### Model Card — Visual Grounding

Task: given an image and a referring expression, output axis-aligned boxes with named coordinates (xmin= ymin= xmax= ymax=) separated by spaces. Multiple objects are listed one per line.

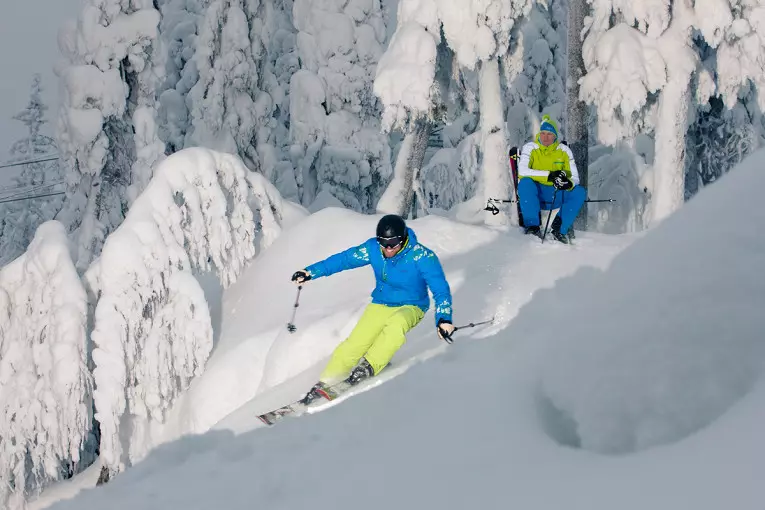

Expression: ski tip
xmin=257 ymin=415 xmax=274 ymax=426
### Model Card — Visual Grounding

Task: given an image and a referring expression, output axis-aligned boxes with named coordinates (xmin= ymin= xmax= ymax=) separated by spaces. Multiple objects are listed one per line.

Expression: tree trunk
xmin=566 ymin=0 xmax=589 ymax=230
xmin=651 ymin=0 xmax=695 ymax=226
xmin=652 ymin=76 xmax=691 ymax=225
xmin=376 ymin=118 xmax=431 ymax=217
xmin=479 ymin=58 xmax=513 ymax=226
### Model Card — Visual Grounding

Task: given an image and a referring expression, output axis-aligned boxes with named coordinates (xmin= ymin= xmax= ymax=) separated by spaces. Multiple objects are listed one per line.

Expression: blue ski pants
xmin=517 ymin=177 xmax=586 ymax=234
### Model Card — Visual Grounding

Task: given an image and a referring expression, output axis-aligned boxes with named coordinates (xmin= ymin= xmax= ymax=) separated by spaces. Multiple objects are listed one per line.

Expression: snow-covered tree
xmin=8 ymin=75 xmax=60 ymax=187
xmin=56 ymin=0 xmax=165 ymax=271
xmin=581 ymin=0 xmax=765 ymax=226
xmin=160 ymin=0 xmax=298 ymax=202
xmin=440 ymin=0 xmax=532 ymax=226
xmin=710 ymin=0 xmax=765 ymax=114
xmin=377 ymin=0 xmax=532 ymax=223
xmin=686 ymin=97 xmax=758 ymax=198
xmin=684 ymin=0 xmax=765 ymax=197
xmin=373 ymin=1 xmax=441 ymax=216
xmin=415 ymin=55 xmax=481 ymax=215
xmin=88 ymin=147 xmax=280 ymax=479
xmin=503 ymin=0 xmax=566 ymax=149
xmin=377 ymin=118 xmax=431 ymax=216
xmin=0 ymin=75 xmax=63 ymax=265
xmin=291 ymin=0 xmax=392 ymax=212
xmin=157 ymin=0 xmax=206 ymax=154
xmin=251 ymin=0 xmax=300 ymax=203
xmin=188 ymin=0 xmax=268 ymax=170
xmin=0 ymin=221 xmax=90 ymax=509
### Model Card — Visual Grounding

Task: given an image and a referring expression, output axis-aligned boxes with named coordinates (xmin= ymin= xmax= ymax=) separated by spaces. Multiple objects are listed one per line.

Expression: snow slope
xmin=158 ymin=206 xmax=629 ymax=440
xmin=42 ymin=149 xmax=764 ymax=510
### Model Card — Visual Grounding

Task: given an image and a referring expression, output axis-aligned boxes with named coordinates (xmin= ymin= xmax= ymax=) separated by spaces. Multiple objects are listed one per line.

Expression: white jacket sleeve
xmin=518 ymin=142 xmax=549 ymax=179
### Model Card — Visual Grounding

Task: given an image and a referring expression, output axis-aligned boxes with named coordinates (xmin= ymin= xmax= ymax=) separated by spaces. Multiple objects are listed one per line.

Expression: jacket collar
xmin=534 ymin=134 xmax=559 ymax=153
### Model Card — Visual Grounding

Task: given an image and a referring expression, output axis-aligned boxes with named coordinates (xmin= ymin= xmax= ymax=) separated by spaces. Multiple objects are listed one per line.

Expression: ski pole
xmin=541 ymin=188 xmax=559 ymax=243
xmin=286 ymin=285 xmax=302 ymax=333
xmin=441 ymin=317 xmax=495 ymax=343
xmin=485 ymin=198 xmax=614 ymax=215
xmin=488 ymin=197 xmax=615 ymax=204
xmin=452 ymin=317 xmax=495 ymax=333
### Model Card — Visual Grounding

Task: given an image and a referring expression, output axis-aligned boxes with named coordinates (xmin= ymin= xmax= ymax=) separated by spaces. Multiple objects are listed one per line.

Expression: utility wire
xmin=0 ymin=155 xmax=59 ymax=170
xmin=0 ymin=181 xmax=64 ymax=200
xmin=0 ymin=191 xmax=64 ymax=205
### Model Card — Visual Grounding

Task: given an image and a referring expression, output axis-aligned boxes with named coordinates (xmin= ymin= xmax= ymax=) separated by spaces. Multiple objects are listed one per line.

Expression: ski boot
xmin=346 ymin=358 xmax=374 ymax=386
xmin=299 ymin=382 xmax=330 ymax=405
xmin=551 ymin=216 xmax=574 ymax=243
xmin=550 ymin=228 xmax=570 ymax=244
xmin=524 ymin=225 xmax=542 ymax=239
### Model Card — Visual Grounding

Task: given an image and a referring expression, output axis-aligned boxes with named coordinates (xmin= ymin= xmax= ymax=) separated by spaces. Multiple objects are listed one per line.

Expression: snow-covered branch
xmin=374 ymin=20 xmax=440 ymax=132
xmin=581 ymin=23 xmax=667 ymax=145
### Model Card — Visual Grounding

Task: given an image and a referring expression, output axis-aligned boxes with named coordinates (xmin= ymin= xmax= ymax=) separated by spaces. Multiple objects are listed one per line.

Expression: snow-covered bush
xmin=418 ymin=132 xmax=481 ymax=212
xmin=88 ymin=147 xmax=277 ymax=476
xmin=0 ymin=221 xmax=89 ymax=509
xmin=586 ymin=141 xmax=650 ymax=233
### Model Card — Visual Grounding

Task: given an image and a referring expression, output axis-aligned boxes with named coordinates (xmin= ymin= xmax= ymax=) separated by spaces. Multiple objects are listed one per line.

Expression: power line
xmin=0 ymin=155 xmax=59 ymax=170
xmin=0 ymin=191 xmax=64 ymax=205
xmin=0 ymin=181 xmax=64 ymax=201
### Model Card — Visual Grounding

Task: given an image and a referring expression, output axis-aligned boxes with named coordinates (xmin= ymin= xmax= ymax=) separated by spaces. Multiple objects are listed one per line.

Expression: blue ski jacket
xmin=305 ymin=228 xmax=452 ymax=325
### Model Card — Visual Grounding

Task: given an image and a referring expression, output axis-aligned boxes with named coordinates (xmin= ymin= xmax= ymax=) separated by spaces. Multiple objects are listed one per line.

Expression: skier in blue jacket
xmin=291 ymin=214 xmax=454 ymax=404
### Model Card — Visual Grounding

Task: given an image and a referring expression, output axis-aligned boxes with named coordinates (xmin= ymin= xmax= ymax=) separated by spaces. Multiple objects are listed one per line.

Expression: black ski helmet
xmin=376 ymin=214 xmax=407 ymax=240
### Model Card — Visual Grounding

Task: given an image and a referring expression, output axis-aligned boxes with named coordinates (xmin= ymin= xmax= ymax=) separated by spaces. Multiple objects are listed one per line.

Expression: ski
xmin=256 ymin=365 xmax=390 ymax=426
xmin=256 ymin=379 xmax=350 ymax=426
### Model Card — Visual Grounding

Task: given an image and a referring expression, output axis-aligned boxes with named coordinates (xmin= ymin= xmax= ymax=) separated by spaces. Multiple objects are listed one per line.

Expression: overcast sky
xmin=0 ymin=0 xmax=83 ymax=167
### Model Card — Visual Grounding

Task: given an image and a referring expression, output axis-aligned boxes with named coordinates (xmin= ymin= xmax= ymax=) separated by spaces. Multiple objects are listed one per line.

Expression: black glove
xmin=291 ymin=270 xmax=311 ymax=284
xmin=437 ymin=318 xmax=456 ymax=344
xmin=548 ymin=170 xmax=573 ymax=190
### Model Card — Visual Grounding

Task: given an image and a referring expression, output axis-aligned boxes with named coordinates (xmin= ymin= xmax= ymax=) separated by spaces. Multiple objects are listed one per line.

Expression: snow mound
xmin=536 ymin=148 xmax=765 ymax=454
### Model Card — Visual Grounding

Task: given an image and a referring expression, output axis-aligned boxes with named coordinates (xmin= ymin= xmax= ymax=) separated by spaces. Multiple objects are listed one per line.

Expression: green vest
xmin=527 ymin=136 xmax=573 ymax=186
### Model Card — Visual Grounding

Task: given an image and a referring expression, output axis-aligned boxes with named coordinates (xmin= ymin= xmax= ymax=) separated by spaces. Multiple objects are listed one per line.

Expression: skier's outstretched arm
xmin=299 ymin=241 xmax=373 ymax=281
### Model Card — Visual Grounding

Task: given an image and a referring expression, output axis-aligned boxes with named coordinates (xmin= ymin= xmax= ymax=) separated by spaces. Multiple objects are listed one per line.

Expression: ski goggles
xmin=377 ymin=235 xmax=404 ymax=249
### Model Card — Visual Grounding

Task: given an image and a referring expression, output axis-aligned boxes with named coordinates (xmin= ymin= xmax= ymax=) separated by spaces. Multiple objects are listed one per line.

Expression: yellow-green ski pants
xmin=319 ymin=303 xmax=425 ymax=384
